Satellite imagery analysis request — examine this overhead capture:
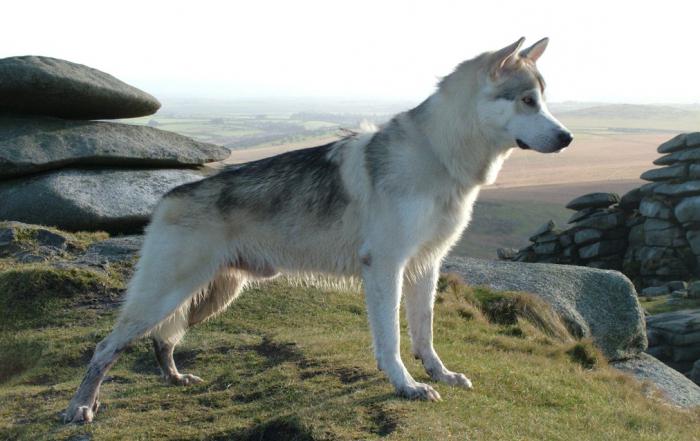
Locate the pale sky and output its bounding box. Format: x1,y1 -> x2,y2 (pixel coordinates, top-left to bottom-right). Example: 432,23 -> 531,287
2,0 -> 699,104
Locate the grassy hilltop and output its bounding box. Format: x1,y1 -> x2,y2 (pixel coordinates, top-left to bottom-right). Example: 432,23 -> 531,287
0,227 -> 698,440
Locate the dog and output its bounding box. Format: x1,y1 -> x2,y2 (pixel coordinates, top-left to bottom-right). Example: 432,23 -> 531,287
65,37 -> 572,423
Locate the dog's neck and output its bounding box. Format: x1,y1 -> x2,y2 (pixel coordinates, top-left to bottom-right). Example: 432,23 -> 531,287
408,89 -> 512,190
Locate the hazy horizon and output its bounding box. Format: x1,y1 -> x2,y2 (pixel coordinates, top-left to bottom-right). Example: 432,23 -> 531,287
3,1 -> 700,105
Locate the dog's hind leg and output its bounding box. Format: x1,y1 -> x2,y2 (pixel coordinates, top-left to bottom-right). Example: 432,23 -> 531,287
404,264 -> 472,389
64,224 -> 226,424
150,268 -> 247,385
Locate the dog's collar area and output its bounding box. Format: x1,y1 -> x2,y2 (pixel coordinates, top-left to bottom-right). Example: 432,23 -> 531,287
516,139 -> 531,150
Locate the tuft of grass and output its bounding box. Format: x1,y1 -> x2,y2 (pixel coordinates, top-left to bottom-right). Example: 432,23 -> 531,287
564,340 -> 607,370
441,277 -> 573,343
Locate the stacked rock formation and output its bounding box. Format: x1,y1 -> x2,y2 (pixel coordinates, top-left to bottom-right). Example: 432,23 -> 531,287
507,192 -> 629,270
629,133 -> 700,288
647,310 -> 700,385
0,56 -> 230,233
502,132 -> 700,293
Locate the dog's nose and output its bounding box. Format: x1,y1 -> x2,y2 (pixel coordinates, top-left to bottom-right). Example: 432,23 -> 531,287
557,131 -> 573,148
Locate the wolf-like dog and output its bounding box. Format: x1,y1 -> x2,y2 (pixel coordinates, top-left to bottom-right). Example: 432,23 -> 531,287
65,37 -> 572,423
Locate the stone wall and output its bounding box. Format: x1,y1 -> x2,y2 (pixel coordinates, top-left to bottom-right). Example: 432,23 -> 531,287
501,132 -> 700,296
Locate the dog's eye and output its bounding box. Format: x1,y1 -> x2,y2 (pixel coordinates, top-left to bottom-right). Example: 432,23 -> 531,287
522,96 -> 536,107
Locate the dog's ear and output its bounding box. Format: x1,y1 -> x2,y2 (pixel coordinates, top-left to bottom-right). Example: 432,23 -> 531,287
490,37 -> 525,78
520,37 -> 549,63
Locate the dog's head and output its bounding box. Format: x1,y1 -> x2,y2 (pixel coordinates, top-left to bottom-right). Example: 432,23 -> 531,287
474,37 -> 572,153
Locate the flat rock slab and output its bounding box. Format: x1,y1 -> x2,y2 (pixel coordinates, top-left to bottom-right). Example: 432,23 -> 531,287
0,168 -> 204,233
566,192 -> 620,211
647,309 -> 700,334
0,56 -> 160,119
612,353 -> 700,408
653,181 -> 700,198
0,116 -> 230,179
442,257 -> 647,360
640,164 -> 687,182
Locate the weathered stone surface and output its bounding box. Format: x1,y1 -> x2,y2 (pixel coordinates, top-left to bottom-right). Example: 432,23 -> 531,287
578,240 -> 627,260
647,310 -> 700,334
496,247 -> 517,260
641,285 -> 669,297
689,281 -> 700,299
559,233 -> 573,247
619,187 -> 643,211
643,219 -> 676,232
640,164 -> 687,182
0,116 -> 230,179
653,181 -> 700,197
667,280 -> 688,292
442,257 -> 646,360
640,256 -> 689,277
628,224 -> 645,246
567,208 -> 597,224
612,353 -> 700,408
587,257 -> 622,270
0,168 -> 204,233
656,147 -> 700,165
77,236 -> 143,267
688,164 -> 700,180
686,230 -> 700,255
0,56 -> 160,119
691,360 -> 700,385
566,192 -> 620,211
687,133 -> 700,148
0,220 -> 70,257
657,133 -> 688,154
529,220 -> 555,241
638,182 -> 661,195
574,211 -> 625,230
533,241 -> 559,255
643,219 -> 685,247
639,198 -> 673,219
674,196 -> 700,224
653,154 -> 676,166
573,228 -> 604,245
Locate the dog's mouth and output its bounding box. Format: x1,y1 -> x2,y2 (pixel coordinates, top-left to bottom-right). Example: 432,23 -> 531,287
516,139 -> 531,150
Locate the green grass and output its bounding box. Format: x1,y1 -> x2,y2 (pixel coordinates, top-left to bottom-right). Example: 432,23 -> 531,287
0,272 -> 698,440
639,295 -> 700,315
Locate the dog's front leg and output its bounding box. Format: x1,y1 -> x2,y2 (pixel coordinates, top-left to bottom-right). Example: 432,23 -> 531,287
404,265 -> 472,389
362,253 -> 441,401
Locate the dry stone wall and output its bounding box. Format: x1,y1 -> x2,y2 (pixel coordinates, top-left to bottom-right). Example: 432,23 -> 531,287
501,132 -> 700,296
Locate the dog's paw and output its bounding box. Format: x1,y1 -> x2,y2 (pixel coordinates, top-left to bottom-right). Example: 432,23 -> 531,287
64,400 -> 99,424
167,373 -> 203,386
432,370 -> 473,389
398,382 -> 442,401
